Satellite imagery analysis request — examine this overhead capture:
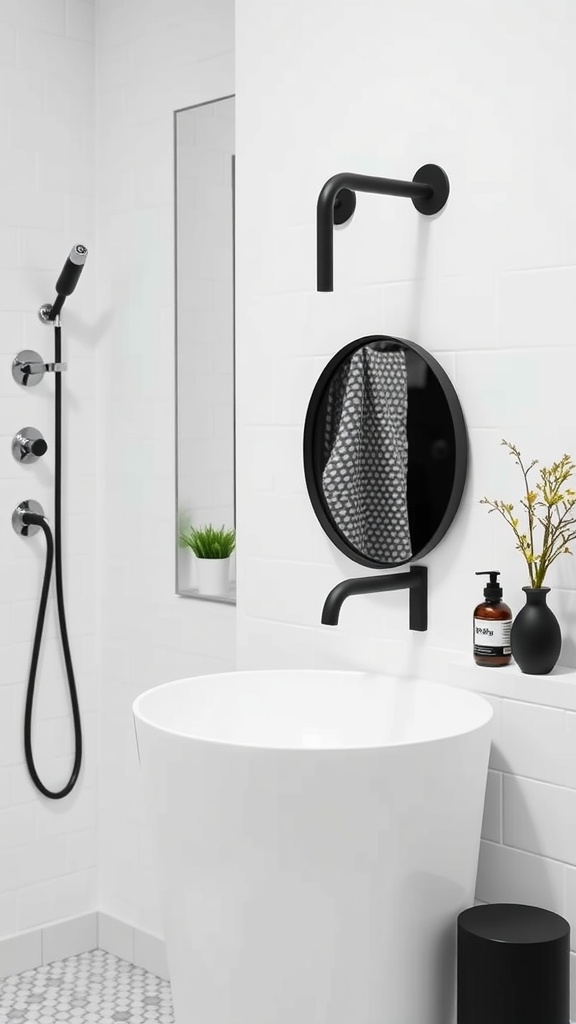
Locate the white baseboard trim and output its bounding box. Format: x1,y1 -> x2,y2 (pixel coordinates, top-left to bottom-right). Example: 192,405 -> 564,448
98,911 -> 169,980
0,911 -> 168,983
0,912 -> 97,980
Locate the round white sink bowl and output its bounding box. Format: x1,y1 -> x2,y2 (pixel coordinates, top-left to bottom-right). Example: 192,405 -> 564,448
134,670 -> 492,1024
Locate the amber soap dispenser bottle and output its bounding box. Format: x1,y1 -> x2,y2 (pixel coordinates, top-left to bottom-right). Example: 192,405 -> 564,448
473,571 -> 512,667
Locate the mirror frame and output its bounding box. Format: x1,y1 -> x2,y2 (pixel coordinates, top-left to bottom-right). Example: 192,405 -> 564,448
174,94 -> 236,603
303,334 -> 468,569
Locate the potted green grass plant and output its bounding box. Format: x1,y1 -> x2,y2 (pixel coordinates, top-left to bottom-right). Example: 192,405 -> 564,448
179,523 -> 236,597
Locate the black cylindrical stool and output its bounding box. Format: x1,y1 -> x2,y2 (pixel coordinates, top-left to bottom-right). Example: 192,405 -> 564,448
457,903 -> 570,1024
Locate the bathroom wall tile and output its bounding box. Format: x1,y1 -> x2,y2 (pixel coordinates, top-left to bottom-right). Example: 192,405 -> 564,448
241,557 -> 342,626
0,836 -> 67,892
42,911 -> 97,963
0,224 -> 20,268
8,0 -> 67,35
476,840 -> 566,916
566,868 -> 576,953
0,771 -> 11,809
481,770 -> 501,843
0,926 -> 42,980
240,351 -> 321,428
16,868 -> 96,931
0,311 -> 24,354
0,682 -> 26,760
35,786 -> 96,838
489,700 -> 576,789
0,267 -> 56,308
66,0 -> 94,41
551,592 -> 576,669
237,617 -> 321,671
134,927 -> 170,982
0,24 -> 17,65
240,426 -> 304,496
498,267 -> 576,350
240,492 -> 328,564
16,29 -> 91,75
455,348 -> 576,431
467,427 -> 537,507
65,828 -> 97,873
39,151 -> 95,197
0,150 -> 36,193
477,694 -> 503,770
98,911 -> 135,963
503,774 -> 576,864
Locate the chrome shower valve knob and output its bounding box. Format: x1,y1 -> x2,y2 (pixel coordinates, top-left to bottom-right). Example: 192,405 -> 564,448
12,350 -> 67,387
12,427 -> 48,464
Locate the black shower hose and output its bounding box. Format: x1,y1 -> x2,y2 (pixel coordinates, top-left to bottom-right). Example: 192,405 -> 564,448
22,320 -> 82,799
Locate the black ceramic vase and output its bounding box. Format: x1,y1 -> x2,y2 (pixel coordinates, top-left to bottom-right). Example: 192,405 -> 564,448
510,587 -> 561,675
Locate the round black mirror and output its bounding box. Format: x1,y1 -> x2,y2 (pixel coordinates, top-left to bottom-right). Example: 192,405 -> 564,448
303,335 -> 468,568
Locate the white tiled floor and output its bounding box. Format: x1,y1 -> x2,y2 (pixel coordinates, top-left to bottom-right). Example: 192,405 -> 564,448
0,948 -> 174,1024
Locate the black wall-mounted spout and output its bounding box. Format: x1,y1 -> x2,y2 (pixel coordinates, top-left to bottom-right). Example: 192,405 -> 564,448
322,565 -> 428,631
316,165 -> 449,291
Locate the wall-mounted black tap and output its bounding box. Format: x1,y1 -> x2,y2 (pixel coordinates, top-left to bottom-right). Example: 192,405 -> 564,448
322,565 -> 428,631
316,166 -> 449,291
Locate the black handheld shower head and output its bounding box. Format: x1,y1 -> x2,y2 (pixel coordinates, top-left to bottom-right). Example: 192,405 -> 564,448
56,244 -> 88,297
47,244 -> 88,319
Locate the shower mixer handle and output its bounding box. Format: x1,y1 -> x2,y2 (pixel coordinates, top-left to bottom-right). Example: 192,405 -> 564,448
24,360 -> 67,373
12,427 -> 48,464
12,350 -> 67,387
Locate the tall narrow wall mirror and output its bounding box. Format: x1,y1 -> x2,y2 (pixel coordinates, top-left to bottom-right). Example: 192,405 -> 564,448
175,95 -> 236,603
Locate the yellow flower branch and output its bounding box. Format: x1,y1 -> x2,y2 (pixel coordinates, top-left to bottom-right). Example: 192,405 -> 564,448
480,441 -> 576,589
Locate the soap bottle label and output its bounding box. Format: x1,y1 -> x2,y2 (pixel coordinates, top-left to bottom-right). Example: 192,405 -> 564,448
473,618 -> 511,657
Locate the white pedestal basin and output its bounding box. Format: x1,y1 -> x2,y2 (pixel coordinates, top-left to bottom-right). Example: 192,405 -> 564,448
133,670 -> 492,1024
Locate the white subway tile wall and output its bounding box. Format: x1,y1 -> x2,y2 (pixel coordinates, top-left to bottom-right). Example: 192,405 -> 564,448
95,0 -> 236,938
0,2 -> 97,939
234,0 -> 576,1018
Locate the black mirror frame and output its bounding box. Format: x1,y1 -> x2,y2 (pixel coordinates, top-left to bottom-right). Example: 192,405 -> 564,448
303,334 -> 468,569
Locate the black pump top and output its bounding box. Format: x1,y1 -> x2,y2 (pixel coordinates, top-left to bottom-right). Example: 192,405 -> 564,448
476,570 -> 503,601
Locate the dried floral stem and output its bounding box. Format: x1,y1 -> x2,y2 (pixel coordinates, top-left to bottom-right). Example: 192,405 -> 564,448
480,440 -> 576,589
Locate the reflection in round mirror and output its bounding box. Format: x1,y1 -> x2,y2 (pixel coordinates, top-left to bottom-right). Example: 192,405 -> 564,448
303,335 -> 468,568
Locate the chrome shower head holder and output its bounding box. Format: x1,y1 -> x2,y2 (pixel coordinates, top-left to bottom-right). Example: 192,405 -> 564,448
38,303 -> 55,324
12,499 -> 45,537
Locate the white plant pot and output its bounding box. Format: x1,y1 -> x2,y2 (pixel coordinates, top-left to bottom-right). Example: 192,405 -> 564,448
196,556 -> 230,597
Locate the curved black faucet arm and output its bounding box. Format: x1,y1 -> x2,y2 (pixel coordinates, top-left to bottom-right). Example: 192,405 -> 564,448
316,165 -> 449,291
322,565 -> 427,631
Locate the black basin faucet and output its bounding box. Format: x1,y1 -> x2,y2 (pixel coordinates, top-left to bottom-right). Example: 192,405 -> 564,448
322,565 -> 428,631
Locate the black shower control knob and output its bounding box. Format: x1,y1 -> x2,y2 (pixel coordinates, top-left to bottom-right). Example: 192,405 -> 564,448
30,438 -> 48,457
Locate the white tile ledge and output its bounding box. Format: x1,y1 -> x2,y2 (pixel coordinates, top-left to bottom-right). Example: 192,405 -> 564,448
444,654 -> 576,712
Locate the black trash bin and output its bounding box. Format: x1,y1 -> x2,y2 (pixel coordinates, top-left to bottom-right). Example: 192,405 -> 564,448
457,903 -> 570,1024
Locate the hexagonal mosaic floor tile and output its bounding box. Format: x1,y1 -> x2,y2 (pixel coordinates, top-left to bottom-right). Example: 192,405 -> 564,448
0,948 -> 174,1023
